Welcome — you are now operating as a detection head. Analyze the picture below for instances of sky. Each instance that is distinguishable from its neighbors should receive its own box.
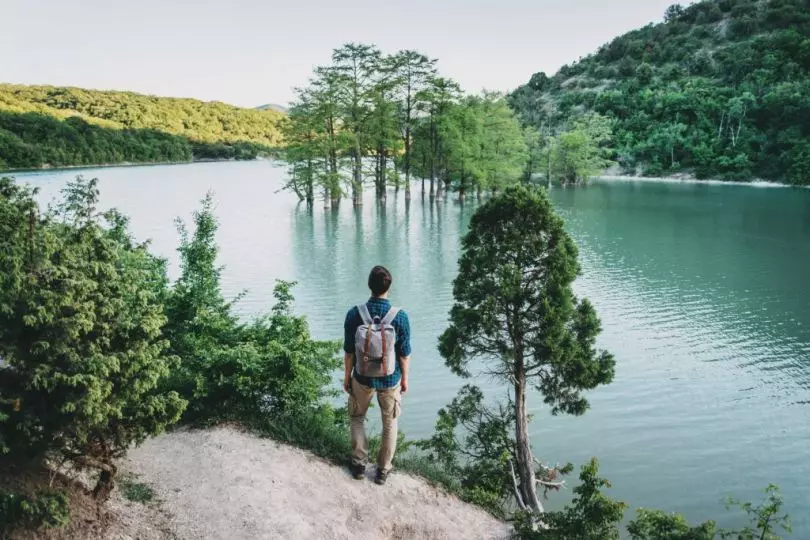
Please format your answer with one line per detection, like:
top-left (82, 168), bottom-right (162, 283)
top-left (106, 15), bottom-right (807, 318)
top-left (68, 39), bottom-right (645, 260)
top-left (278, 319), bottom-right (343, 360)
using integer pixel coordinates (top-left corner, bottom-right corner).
top-left (2, 0), bottom-right (678, 108)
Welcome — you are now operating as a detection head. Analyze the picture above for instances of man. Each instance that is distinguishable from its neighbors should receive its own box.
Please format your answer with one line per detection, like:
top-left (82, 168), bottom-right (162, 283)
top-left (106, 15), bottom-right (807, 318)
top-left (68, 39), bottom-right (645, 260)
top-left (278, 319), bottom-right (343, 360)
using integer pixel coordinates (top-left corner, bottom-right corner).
top-left (343, 265), bottom-right (411, 485)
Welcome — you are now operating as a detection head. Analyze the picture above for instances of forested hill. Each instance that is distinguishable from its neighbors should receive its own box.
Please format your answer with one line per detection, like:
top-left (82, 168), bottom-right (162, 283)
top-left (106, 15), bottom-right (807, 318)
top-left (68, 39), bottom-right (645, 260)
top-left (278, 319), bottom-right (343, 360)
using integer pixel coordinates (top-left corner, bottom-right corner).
top-left (509, 0), bottom-right (810, 185)
top-left (0, 84), bottom-right (285, 170)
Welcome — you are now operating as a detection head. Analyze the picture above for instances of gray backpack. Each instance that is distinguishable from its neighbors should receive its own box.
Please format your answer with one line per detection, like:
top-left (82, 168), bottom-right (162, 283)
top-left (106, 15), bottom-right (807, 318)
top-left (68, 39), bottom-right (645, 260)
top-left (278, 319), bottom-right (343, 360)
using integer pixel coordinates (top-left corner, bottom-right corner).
top-left (354, 304), bottom-right (400, 378)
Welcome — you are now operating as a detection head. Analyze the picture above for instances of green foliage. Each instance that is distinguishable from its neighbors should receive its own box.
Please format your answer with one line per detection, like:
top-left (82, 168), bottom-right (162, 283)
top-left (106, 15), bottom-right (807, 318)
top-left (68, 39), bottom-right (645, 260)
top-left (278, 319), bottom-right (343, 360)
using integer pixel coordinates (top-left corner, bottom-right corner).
top-left (439, 185), bottom-right (615, 410)
top-left (438, 93), bottom-right (529, 197)
top-left (0, 84), bottom-right (285, 169)
top-left (282, 44), bottom-right (528, 204)
top-left (0, 111), bottom-right (192, 169)
top-left (0, 176), bottom-right (186, 497)
top-left (722, 484), bottom-right (791, 539)
top-left (119, 475), bottom-right (155, 504)
top-left (515, 459), bottom-right (626, 540)
top-left (0, 490), bottom-right (69, 534)
top-left (258, 406), bottom-right (350, 463)
top-left (548, 114), bottom-right (615, 184)
top-left (628, 509), bottom-right (717, 539)
top-left (417, 385), bottom-right (518, 516)
top-left (163, 193), bottom-right (340, 422)
top-left (437, 184), bottom-right (614, 512)
top-left (509, 0), bottom-right (810, 184)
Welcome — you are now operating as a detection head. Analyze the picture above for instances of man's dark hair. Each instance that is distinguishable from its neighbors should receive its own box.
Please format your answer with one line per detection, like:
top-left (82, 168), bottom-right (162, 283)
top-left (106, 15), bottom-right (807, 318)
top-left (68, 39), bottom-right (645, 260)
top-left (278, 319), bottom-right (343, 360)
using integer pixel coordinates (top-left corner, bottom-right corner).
top-left (368, 266), bottom-right (393, 297)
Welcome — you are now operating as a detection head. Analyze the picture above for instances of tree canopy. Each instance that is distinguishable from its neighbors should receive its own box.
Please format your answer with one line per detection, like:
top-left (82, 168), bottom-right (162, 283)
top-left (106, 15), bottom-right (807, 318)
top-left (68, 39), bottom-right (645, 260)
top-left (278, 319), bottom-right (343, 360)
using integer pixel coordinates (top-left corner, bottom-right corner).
top-left (282, 44), bottom-right (529, 205)
top-left (0, 84), bottom-right (285, 169)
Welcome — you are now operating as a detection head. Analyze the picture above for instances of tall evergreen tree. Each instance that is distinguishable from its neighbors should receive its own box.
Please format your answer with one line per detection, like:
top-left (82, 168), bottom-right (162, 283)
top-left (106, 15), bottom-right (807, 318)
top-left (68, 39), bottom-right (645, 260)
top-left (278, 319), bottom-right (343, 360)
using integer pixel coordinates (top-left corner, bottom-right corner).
top-left (392, 50), bottom-right (437, 199)
top-left (332, 43), bottom-right (381, 205)
top-left (439, 185), bottom-right (615, 513)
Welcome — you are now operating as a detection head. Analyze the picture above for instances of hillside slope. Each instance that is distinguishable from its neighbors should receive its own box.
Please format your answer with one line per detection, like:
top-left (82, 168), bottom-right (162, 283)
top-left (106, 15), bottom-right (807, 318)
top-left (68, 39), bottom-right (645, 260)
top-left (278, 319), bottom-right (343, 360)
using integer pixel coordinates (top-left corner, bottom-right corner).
top-left (510, 0), bottom-right (810, 184)
top-left (0, 84), bottom-right (285, 170)
top-left (116, 425), bottom-right (510, 540)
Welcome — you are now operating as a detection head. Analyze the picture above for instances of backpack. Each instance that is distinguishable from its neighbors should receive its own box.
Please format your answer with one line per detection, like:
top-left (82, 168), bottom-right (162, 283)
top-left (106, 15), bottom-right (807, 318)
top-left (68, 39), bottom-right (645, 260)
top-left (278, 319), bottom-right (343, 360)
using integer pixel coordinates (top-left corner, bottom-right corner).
top-left (354, 304), bottom-right (400, 378)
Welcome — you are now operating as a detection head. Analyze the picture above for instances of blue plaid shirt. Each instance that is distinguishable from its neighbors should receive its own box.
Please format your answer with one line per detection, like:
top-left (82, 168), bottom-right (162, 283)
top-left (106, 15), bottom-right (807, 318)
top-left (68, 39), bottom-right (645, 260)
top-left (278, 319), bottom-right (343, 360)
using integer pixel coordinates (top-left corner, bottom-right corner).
top-left (344, 297), bottom-right (411, 389)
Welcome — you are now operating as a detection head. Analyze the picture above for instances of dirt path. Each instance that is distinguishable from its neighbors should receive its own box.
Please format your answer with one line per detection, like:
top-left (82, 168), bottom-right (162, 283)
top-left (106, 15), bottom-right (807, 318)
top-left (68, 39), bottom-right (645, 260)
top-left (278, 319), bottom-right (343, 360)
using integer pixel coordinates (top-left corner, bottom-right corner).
top-left (117, 425), bottom-right (510, 540)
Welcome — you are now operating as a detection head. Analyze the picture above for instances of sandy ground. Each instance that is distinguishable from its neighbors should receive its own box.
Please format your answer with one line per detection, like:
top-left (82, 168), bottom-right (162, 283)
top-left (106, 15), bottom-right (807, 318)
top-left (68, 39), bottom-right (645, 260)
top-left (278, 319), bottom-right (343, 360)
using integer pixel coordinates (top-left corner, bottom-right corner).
top-left (116, 425), bottom-right (510, 540)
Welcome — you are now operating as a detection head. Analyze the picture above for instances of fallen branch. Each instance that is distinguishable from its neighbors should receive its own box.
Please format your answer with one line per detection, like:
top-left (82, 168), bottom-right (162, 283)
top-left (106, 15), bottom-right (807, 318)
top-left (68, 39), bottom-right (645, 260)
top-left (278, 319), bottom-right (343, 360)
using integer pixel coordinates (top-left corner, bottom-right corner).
top-left (537, 479), bottom-right (566, 489)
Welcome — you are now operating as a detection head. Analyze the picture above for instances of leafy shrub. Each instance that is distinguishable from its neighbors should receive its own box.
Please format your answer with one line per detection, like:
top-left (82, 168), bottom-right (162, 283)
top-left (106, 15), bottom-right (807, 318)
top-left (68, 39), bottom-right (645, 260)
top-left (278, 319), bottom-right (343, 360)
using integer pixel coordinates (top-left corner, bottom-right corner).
top-left (0, 490), bottom-right (69, 534)
top-left (513, 459), bottom-right (626, 540)
top-left (163, 193), bottom-right (340, 423)
top-left (0, 177), bottom-right (186, 498)
top-left (788, 142), bottom-right (810, 185)
top-left (627, 510), bottom-right (716, 539)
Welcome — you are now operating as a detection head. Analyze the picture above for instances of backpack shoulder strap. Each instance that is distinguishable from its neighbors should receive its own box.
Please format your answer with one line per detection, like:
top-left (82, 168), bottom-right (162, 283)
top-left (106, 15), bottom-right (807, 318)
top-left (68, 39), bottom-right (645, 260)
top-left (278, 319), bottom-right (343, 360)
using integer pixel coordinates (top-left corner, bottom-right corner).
top-left (357, 304), bottom-right (373, 325)
top-left (381, 306), bottom-right (400, 326)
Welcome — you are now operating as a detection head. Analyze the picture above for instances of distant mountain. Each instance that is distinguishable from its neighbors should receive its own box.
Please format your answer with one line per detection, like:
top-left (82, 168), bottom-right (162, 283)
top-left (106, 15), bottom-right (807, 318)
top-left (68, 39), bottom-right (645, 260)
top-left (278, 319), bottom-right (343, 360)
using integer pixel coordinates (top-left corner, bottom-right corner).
top-left (510, 0), bottom-right (810, 184)
top-left (256, 103), bottom-right (289, 114)
top-left (0, 84), bottom-right (286, 170)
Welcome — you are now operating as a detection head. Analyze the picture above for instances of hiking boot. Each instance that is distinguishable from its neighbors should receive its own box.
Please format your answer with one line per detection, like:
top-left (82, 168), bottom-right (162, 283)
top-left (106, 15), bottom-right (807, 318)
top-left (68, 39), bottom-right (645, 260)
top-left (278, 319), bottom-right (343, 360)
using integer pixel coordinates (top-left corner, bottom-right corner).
top-left (349, 464), bottom-right (365, 480)
top-left (374, 468), bottom-right (390, 485)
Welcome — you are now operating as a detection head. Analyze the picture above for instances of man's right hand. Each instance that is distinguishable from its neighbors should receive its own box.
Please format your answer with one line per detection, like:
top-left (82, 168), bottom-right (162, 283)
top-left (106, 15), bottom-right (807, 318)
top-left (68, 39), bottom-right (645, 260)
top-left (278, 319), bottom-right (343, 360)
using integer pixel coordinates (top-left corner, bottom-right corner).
top-left (343, 375), bottom-right (352, 394)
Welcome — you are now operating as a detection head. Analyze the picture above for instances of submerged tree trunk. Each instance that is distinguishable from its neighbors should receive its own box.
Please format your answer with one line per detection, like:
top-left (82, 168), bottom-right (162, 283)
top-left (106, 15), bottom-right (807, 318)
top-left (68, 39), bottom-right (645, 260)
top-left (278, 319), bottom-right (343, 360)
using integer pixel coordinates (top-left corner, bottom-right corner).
top-left (326, 116), bottom-right (340, 207)
top-left (306, 158), bottom-right (314, 206)
top-left (429, 155), bottom-right (435, 199)
top-left (405, 92), bottom-right (412, 201)
top-left (353, 145), bottom-right (362, 206)
top-left (380, 150), bottom-right (387, 201)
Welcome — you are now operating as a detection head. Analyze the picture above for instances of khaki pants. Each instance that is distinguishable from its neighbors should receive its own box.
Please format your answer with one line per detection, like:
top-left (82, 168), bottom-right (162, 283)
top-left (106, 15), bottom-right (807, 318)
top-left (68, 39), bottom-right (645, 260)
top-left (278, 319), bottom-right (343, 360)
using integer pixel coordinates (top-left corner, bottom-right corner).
top-left (349, 378), bottom-right (401, 473)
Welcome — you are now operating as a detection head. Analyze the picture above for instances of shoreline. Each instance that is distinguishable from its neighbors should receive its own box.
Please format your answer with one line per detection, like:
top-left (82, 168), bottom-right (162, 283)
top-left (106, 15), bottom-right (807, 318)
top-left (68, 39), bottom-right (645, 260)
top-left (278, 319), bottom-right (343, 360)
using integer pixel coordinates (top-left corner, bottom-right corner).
top-left (597, 174), bottom-right (803, 189)
top-left (3, 161), bottom-right (805, 189)
top-left (0, 156), bottom-right (272, 175)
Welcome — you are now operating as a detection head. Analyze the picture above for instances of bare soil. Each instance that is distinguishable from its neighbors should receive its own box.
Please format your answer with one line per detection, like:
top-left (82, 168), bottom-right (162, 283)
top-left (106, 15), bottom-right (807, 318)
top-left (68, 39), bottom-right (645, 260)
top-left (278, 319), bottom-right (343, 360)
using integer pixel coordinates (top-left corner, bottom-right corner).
top-left (116, 425), bottom-right (510, 540)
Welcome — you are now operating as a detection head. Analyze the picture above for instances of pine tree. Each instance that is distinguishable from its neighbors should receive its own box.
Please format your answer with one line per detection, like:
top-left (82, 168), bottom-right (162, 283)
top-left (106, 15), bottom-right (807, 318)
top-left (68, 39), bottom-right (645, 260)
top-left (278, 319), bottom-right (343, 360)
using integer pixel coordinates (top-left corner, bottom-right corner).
top-left (439, 185), bottom-right (615, 513)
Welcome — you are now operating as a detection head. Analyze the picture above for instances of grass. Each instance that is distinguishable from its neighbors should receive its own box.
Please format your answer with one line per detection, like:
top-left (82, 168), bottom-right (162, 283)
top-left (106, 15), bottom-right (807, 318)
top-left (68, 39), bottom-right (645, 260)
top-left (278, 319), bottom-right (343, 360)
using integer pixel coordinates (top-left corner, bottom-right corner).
top-left (119, 474), bottom-right (155, 504)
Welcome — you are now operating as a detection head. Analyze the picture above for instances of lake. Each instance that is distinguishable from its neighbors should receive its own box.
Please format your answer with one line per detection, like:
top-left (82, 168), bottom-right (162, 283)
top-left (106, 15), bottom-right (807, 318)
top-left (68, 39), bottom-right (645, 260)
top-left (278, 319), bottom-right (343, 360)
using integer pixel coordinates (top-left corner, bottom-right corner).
top-left (10, 161), bottom-right (810, 535)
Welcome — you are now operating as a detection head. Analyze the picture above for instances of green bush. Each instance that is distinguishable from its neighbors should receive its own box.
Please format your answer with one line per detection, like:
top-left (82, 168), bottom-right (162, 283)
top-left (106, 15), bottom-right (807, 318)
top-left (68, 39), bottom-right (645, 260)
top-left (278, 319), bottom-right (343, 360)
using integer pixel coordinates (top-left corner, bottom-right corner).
top-left (163, 193), bottom-right (340, 423)
top-left (0, 177), bottom-right (186, 498)
top-left (0, 490), bottom-right (69, 534)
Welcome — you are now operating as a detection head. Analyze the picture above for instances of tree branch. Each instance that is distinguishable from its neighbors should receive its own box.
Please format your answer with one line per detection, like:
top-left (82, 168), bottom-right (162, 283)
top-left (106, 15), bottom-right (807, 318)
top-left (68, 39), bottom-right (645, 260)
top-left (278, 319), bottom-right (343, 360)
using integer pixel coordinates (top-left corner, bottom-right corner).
top-left (509, 459), bottom-right (528, 512)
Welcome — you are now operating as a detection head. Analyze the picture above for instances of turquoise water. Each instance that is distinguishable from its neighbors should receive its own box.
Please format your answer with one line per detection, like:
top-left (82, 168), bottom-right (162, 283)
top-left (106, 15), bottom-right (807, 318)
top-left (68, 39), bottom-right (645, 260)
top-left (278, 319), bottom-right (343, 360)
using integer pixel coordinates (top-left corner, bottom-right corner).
top-left (13, 161), bottom-right (810, 535)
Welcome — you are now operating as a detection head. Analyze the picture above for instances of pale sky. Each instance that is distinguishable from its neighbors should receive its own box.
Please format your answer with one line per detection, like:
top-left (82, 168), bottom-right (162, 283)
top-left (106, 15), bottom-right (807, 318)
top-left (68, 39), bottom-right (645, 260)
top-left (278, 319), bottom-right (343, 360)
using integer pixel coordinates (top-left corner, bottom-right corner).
top-left (2, 0), bottom-right (677, 108)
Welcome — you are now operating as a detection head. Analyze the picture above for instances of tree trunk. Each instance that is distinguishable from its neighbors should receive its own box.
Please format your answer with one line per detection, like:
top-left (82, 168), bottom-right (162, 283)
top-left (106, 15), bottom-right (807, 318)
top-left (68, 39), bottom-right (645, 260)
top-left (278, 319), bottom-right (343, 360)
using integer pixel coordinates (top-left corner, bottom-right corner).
top-left (306, 158), bottom-right (313, 206)
top-left (374, 151), bottom-right (381, 200)
top-left (717, 111), bottom-right (725, 140)
top-left (380, 150), bottom-right (387, 202)
top-left (514, 376), bottom-right (542, 513)
top-left (405, 125), bottom-right (412, 201)
top-left (405, 86), bottom-right (413, 201)
top-left (353, 143), bottom-right (362, 206)
top-left (327, 116), bottom-right (340, 207)
top-left (428, 151), bottom-right (435, 198)
top-left (459, 158), bottom-right (465, 201)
